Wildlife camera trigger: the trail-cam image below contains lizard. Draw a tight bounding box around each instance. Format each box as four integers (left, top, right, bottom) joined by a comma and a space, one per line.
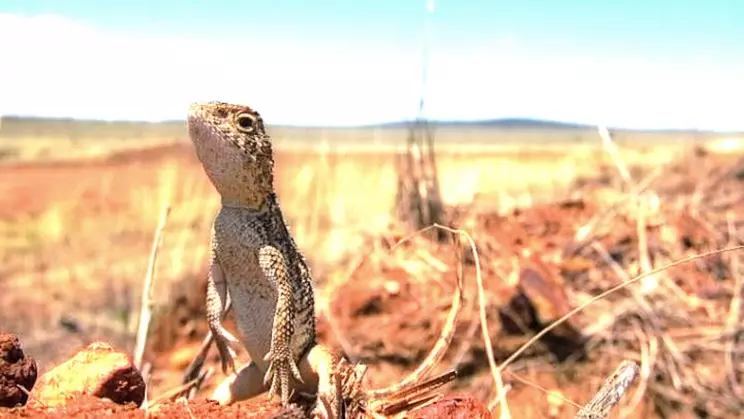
187, 101, 464, 417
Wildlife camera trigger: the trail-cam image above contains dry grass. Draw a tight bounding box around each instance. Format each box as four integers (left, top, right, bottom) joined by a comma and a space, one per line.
2, 121, 744, 417
0, 139, 681, 312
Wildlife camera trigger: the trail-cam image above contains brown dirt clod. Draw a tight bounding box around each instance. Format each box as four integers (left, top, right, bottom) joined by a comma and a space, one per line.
0, 333, 38, 408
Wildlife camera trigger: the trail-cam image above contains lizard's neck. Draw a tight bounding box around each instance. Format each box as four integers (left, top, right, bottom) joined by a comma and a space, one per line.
215, 174, 274, 210
221, 191, 281, 213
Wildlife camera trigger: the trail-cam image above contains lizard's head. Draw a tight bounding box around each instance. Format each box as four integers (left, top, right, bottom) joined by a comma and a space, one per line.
188, 101, 275, 208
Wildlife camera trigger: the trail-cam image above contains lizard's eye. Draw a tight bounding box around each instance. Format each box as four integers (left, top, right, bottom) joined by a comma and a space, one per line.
235, 113, 257, 133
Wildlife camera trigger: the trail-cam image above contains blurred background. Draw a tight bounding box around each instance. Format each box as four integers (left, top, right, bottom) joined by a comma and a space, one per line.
1, 1, 743, 417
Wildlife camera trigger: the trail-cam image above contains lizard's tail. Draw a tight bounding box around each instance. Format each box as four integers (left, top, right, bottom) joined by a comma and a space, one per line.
366, 243, 465, 398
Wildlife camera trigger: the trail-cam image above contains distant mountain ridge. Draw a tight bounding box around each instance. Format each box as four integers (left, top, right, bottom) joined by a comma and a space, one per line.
1, 115, 742, 135
373, 117, 591, 130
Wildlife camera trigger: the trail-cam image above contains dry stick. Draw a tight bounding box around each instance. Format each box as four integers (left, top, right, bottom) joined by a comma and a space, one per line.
325, 253, 369, 363
498, 245, 744, 376
368, 225, 465, 398
597, 126, 634, 190
450, 290, 479, 367
145, 377, 202, 410
690, 152, 744, 210
570, 167, 662, 255
588, 242, 664, 339
574, 360, 641, 419
188, 367, 214, 400
140, 362, 153, 390
377, 369, 461, 416
15, 385, 45, 408
635, 193, 654, 280
181, 297, 232, 386
506, 371, 582, 410
724, 213, 744, 398
133, 205, 171, 372
622, 320, 657, 417
176, 397, 197, 419
570, 126, 646, 253
390, 223, 512, 419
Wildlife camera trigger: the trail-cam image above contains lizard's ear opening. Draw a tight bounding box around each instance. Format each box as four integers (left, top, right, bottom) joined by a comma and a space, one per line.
235, 113, 258, 133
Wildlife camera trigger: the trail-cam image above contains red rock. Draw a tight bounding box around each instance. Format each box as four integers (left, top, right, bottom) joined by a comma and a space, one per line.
30, 341, 145, 408
0, 332, 38, 408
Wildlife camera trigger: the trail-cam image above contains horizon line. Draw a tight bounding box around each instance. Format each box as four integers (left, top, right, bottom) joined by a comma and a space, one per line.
3, 114, 744, 135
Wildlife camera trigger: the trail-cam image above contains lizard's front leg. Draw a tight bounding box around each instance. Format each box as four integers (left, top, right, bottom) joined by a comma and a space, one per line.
206, 251, 240, 375
258, 246, 304, 405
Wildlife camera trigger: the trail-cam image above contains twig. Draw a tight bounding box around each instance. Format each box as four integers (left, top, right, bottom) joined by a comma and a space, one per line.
145, 377, 201, 410
621, 320, 656, 417
369, 224, 465, 397
499, 245, 744, 374
597, 126, 634, 190
133, 205, 171, 371
324, 253, 368, 363
724, 213, 744, 398
635, 192, 656, 293
140, 361, 152, 390
188, 367, 214, 400
569, 153, 662, 253
574, 360, 640, 418
505, 371, 582, 409
16, 384, 45, 408
387, 223, 511, 417
181, 298, 232, 385
450, 291, 479, 367
376, 369, 460, 416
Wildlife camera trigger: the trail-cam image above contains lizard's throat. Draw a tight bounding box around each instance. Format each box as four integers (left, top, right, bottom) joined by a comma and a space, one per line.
205, 169, 274, 210
220, 191, 271, 210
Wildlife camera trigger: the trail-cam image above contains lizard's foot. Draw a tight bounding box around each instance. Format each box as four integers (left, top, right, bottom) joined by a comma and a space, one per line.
209, 361, 265, 405
263, 348, 303, 405
300, 344, 345, 419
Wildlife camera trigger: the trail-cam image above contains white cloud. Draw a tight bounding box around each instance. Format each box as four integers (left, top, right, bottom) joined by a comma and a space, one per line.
0, 13, 421, 124
0, 13, 742, 130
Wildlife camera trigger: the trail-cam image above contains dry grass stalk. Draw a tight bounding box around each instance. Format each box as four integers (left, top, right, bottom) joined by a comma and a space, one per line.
133, 205, 171, 372
373, 369, 460, 417
597, 126, 633, 190
388, 223, 512, 418
394, 119, 444, 235
724, 213, 744, 399
363, 223, 472, 418
367, 224, 464, 396
498, 245, 744, 414
145, 376, 201, 410
180, 298, 233, 391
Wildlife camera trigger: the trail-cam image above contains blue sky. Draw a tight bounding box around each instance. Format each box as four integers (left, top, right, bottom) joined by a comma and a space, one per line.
1, 0, 743, 130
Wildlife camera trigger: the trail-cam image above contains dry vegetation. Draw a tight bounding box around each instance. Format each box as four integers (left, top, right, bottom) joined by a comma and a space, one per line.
1, 118, 744, 418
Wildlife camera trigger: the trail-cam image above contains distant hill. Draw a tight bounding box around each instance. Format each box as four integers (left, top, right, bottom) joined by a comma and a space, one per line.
3, 115, 586, 128
1, 115, 742, 135
374, 118, 592, 130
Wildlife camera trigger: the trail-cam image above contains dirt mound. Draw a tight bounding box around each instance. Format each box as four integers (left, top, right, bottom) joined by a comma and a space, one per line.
0, 333, 37, 408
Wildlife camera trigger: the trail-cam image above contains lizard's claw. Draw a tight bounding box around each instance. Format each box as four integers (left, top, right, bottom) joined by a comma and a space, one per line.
213, 327, 240, 375
215, 339, 238, 375
263, 347, 303, 405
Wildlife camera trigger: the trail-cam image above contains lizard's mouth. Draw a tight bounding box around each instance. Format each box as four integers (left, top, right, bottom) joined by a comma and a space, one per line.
187, 102, 211, 119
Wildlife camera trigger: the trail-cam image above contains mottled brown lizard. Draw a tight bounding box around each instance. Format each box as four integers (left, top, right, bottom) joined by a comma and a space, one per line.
187, 101, 461, 417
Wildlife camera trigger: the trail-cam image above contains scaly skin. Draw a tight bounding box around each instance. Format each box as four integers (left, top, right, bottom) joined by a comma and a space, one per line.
188, 101, 463, 418
188, 101, 341, 417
